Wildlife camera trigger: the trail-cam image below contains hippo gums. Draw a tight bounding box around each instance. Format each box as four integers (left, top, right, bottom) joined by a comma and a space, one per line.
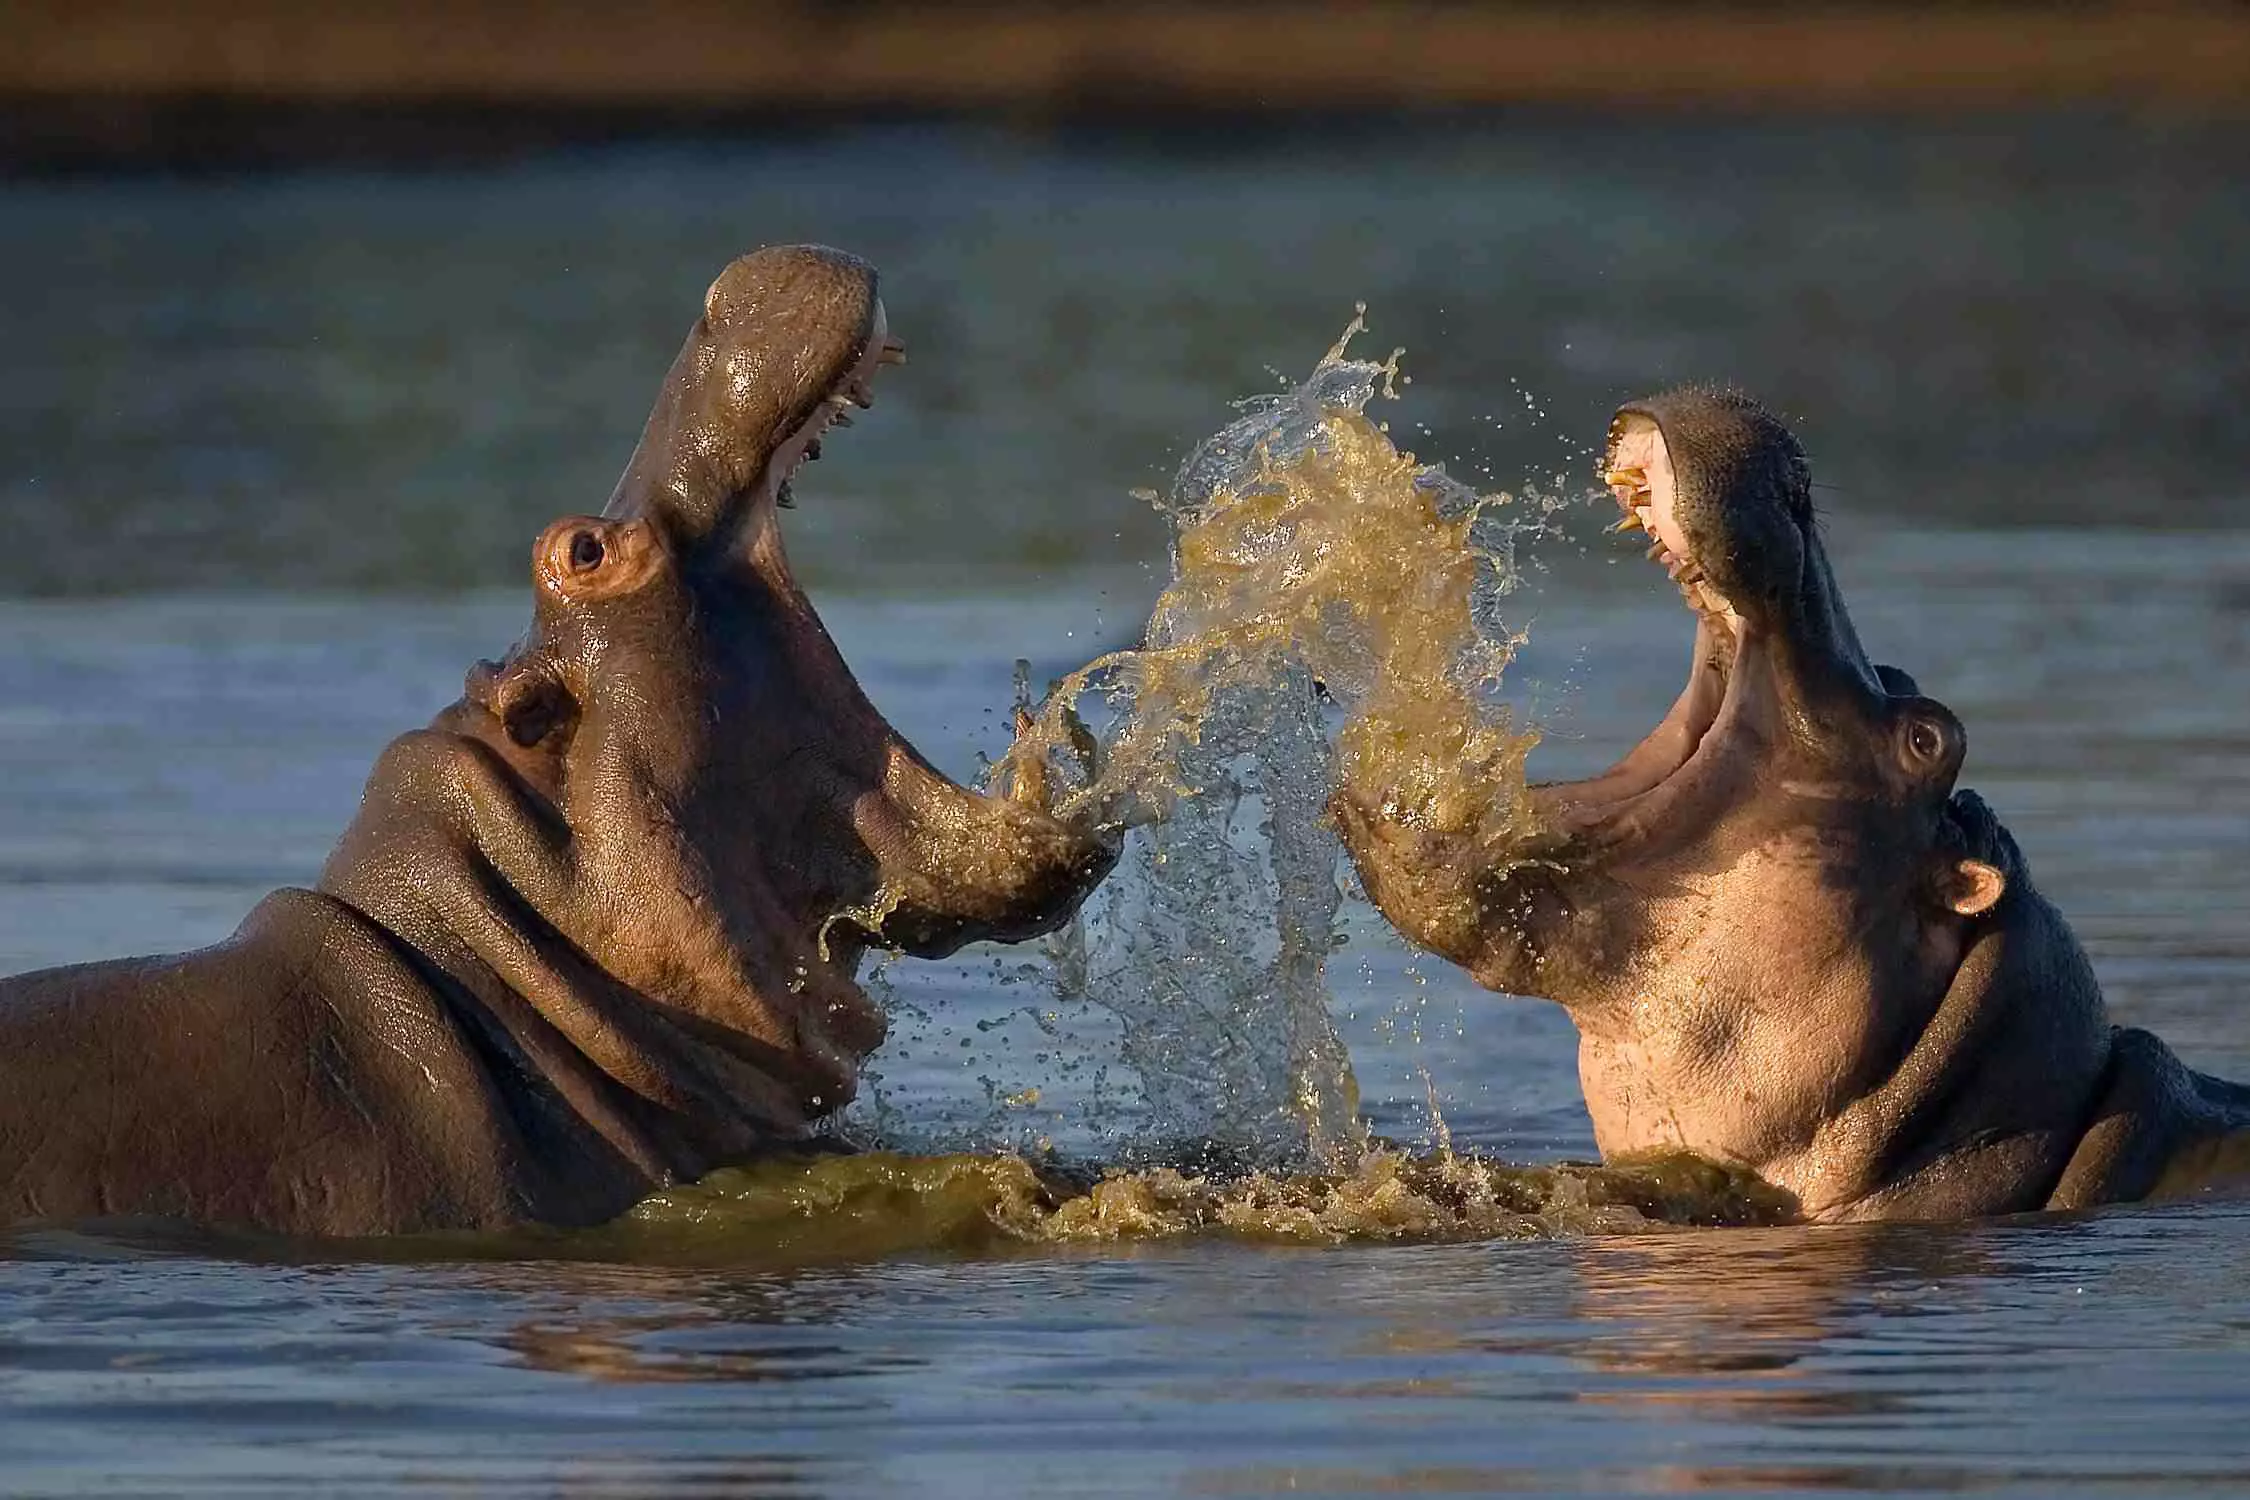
0, 246, 1117, 1237
1332, 388, 2250, 1221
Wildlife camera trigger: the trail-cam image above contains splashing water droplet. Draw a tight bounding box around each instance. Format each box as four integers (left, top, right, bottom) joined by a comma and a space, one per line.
999, 313, 1556, 1166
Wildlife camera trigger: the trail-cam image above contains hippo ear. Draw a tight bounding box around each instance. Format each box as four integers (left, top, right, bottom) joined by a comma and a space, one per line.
1942, 859, 2007, 917
466, 648, 578, 756
1875, 663, 1922, 698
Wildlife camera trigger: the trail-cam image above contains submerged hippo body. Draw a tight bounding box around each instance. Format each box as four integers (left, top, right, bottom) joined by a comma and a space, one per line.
1335, 388, 2250, 1221
0, 247, 1114, 1237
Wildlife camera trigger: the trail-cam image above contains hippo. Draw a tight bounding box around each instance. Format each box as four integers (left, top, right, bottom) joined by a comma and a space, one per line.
1332, 387, 2250, 1222
0, 246, 1116, 1238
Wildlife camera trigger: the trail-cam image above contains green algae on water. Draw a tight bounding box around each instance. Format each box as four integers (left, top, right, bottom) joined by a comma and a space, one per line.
589, 1149, 1794, 1267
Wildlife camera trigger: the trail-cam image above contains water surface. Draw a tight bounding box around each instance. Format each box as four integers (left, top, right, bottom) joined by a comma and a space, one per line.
6, 526, 2250, 1494
5, 120, 2250, 1495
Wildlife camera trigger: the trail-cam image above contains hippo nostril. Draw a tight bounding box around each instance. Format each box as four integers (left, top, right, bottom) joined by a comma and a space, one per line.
569, 532, 606, 571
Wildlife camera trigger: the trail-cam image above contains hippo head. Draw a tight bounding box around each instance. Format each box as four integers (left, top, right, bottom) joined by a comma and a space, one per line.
320, 247, 1115, 1170
1340, 389, 2005, 992
1336, 388, 2117, 1218
1556, 387, 2006, 922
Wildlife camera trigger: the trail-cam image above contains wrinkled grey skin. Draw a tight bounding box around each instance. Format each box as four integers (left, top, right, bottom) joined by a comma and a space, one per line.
1335, 388, 2250, 1221
0, 246, 1116, 1237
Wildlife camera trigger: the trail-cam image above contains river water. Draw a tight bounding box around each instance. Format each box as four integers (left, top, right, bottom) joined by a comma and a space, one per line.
4, 118, 2250, 1495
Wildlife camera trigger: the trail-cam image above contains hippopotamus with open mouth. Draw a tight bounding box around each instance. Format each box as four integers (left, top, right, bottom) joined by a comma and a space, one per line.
1334, 387, 2250, 1221
0, 246, 1116, 1238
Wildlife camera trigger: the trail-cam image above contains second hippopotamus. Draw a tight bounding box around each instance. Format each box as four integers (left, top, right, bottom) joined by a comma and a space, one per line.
1333, 387, 2250, 1221
0, 246, 1117, 1238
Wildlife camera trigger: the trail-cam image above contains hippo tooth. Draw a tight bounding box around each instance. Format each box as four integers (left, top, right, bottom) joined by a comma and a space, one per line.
878, 339, 907, 366
1610, 511, 1647, 534
1645, 542, 1667, 562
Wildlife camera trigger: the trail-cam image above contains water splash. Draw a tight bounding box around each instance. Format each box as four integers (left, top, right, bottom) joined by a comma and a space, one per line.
988, 311, 1555, 1164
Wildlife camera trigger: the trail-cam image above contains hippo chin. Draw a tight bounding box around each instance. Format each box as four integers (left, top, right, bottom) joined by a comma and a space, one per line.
1335, 387, 2250, 1222
0, 246, 1116, 1238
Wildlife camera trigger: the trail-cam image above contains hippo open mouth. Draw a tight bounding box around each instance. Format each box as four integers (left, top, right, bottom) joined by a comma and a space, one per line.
1333, 385, 1978, 988
1528, 391, 1837, 847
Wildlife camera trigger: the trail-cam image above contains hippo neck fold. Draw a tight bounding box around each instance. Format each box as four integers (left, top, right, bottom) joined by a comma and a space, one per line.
1802, 875, 2118, 1220
316, 728, 878, 1191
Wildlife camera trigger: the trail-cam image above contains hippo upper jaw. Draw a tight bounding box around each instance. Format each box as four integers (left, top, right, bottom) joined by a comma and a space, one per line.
744, 298, 903, 522
603, 244, 900, 546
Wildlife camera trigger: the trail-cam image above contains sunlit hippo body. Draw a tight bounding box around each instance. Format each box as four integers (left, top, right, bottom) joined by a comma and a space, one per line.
0, 246, 1115, 1238
1334, 388, 2250, 1222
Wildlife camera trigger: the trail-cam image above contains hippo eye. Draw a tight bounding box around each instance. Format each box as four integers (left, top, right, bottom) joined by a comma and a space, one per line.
568, 531, 606, 571
1906, 719, 1946, 764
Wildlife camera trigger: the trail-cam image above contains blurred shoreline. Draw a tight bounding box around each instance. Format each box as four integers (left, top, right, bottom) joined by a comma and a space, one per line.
10, 1, 2250, 171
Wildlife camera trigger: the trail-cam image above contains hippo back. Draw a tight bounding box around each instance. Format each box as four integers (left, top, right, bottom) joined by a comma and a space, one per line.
0, 889, 616, 1236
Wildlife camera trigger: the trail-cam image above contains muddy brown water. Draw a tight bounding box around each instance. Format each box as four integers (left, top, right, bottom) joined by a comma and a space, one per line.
4, 117, 2250, 1495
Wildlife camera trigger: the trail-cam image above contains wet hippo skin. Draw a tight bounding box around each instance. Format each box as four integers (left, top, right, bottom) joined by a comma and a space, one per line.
1333, 388, 2250, 1222
0, 246, 1117, 1237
